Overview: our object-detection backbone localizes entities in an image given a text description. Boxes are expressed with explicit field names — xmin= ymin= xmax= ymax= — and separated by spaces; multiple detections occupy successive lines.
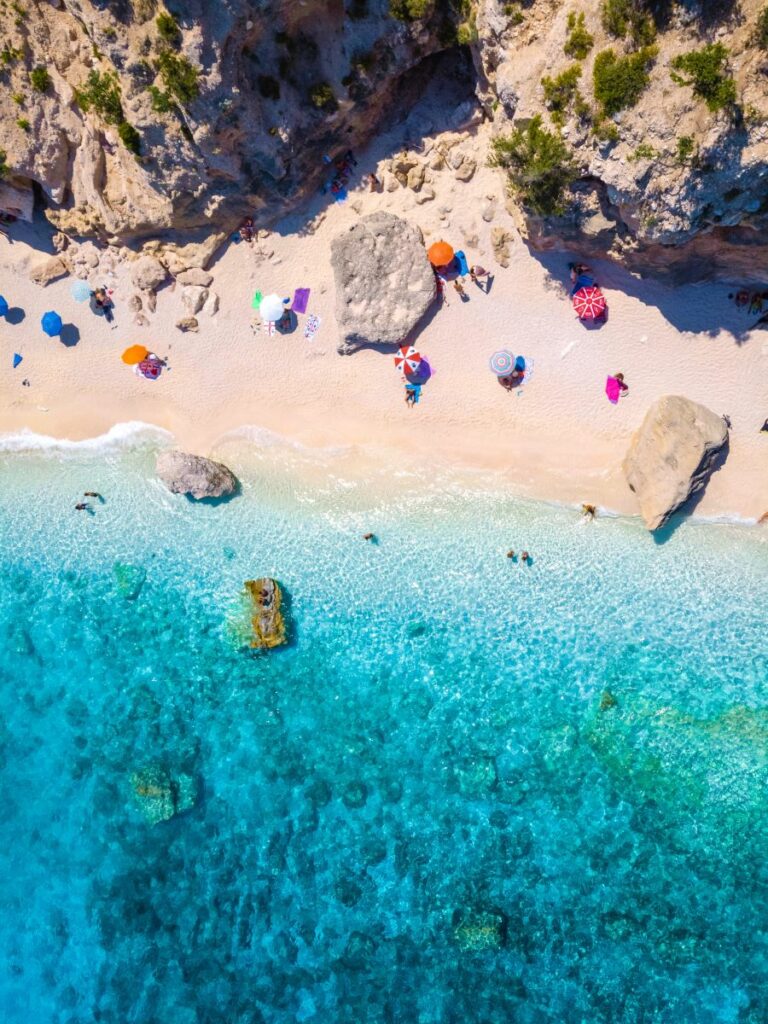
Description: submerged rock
xmin=156 ymin=450 xmax=238 ymax=500
xmin=330 ymin=211 xmax=435 ymax=355
xmin=130 ymin=765 xmax=196 ymax=824
xmin=243 ymin=577 xmax=287 ymax=650
xmin=453 ymin=909 xmax=507 ymax=952
xmin=623 ymin=396 xmax=728 ymax=531
xmin=113 ymin=562 xmax=146 ymax=601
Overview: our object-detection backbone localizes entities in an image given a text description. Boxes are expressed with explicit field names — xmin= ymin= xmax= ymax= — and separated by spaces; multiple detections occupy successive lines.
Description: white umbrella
xmin=259 ymin=293 xmax=286 ymax=322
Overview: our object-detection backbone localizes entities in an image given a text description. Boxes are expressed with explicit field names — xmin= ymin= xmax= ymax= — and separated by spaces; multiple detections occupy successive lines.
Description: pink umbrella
xmin=394 ymin=345 xmax=422 ymax=375
xmin=573 ymin=286 xmax=606 ymax=320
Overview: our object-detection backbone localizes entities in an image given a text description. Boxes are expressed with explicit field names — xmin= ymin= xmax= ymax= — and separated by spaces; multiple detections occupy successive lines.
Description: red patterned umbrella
xmin=394 ymin=345 xmax=422 ymax=375
xmin=573 ymin=285 xmax=606 ymax=319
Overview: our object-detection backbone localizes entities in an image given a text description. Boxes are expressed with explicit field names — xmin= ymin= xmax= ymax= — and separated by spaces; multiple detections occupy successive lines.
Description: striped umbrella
xmin=489 ymin=350 xmax=515 ymax=376
xmin=394 ymin=345 xmax=422 ymax=375
xmin=573 ymin=285 xmax=606 ymax=320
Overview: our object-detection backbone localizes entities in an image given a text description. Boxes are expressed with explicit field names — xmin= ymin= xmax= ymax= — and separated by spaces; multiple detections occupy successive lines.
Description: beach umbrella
xmin=259 ymin=293 xmax=286 ymax=322
xmin=122 ymin=344 xmax=150 ymax=365
xmin=394 ymin=345 xmax=422 ymax=375
xmin=489 ymin=350 xmax=515 ymax=376
xmin=71 ymin=280 xmax=92 ymax=303
xmin=12 ymin=353 xmax=22 ymax=368
xmin=573 ymin=286 xmax=606 ymax=320
xmin=41 ymin=311 xmax=63 ymax=337
xmin=427 ymin=241 xmax=454 ymax=267
xmin=0 ymin=295 xmax=8 ymax=316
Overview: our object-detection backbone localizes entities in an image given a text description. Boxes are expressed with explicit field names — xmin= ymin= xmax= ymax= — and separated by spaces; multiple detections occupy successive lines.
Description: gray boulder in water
xmin=156 ymin=450 xmax=238 ymax=500
xmin=330 ymin=211 xmax=436 ymax=355
xmin=623 ymin=395 xmax=728 ymax=530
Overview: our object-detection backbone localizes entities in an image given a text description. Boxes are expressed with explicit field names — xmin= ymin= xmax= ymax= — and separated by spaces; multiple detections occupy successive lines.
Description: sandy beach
xmin=2 ymin=116 xmax=767 ymax=522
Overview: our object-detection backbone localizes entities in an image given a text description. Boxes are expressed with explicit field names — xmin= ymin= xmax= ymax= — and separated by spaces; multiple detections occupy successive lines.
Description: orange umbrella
xmin=122 ymin=344 xmax=150 ymax=365
xmin=427 ymin=241 xmax=454 ymax=267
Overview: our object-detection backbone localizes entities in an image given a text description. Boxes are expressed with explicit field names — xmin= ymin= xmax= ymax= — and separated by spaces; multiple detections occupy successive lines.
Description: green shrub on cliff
xmin=118 ymin=120 xmax=142 ymax=155
xmin=0 ymin=149 xmax=7 ymax=178
xmin=389 ymin=0 xmax=433 ymax=20
xmin=155 ymin=49 xmax=199 ymax=104
xmin=601 ymin=0 xmax=656 ymax=46
xmin=541 ymin=64 xmax=582 ymax=125
xmin=156 ymin=11 xmax=181 ymax=45
xmin=593 ymin=46 xmax=657 ymax=116
xmin=75 ymin=70 xmax=123 ymax=123
xmin=491 ymin=114 xmax=577 ymax=216
xmin=308 ymin=81 xmax=338 ymax=111
xmin=564 ymin=12 xmax=593 ymax=59
xmin=30 ymin=66 xmax=50 ymax=92
xmin=757 ymin=6 xmax=768 ymax=49
xmin=671 ymin=43 xmax=736 ymax=112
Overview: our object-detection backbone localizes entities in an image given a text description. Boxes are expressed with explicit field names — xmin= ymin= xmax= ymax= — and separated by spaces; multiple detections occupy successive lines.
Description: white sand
xmin=1 ymin=118 xmax=767 ymax=522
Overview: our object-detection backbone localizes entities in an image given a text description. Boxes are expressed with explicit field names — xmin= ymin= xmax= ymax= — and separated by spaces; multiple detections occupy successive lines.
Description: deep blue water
xmin=1 ymin=432 xmax=768 ymax=1024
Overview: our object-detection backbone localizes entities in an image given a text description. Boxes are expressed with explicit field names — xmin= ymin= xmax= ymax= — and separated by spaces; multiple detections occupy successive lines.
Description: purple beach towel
xmin=292 ymin=288 xmax=310 ymax=314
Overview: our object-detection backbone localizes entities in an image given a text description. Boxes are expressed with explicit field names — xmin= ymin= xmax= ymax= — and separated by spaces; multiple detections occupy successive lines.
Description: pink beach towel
xmin=605 ymin=376 xmax=627 ymax=404
xmin=292 ymin=288 xmax=310 ymax=314
xmin=304 ymin=314 xmax=321 ymax=340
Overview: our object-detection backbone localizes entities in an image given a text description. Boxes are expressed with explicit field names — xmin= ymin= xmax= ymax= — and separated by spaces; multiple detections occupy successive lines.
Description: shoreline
xmin=1 ymin=418 xmax=765 ymax=531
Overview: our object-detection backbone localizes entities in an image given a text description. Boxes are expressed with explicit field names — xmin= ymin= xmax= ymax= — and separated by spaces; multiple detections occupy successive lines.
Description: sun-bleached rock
xmin=130 ymin=255 xmax=166 ymax=292
xmin=156 ymin=450 xmax=238 ymax=500
xmin=330 ymin=211 xmax=436 ymax=355
xmin=176 ymin=268 xmax=214 ymax=288
xmin=181 ymin=285 xmax=208 ymax=315
xmin=29 ymin=255 xmax=69 ymax=286
xmin=623 ymin=396 xmax=728 ymax=531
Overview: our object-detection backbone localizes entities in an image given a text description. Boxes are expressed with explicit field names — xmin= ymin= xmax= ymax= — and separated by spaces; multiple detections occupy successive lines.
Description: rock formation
xmin=156 ymin=450 xmax=238 ymax=499
xmin=623 ymin=395 xmax=728 ymax=530
xmin=330 ymin=211 xmax=436 ymax=354
xmin=243 ymin=578 xmax=287 ymax=650
xmin=131 ymin=765 xmax=196 ymax=824
xmin=452 ymin=909 xmax=507 ymax=952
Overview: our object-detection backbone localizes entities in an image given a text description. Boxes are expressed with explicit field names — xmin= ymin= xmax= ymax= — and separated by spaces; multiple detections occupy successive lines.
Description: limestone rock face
xmin=330 ymin=212 xmax=436 ymax=355
xmin=130 ymin=256 xmax=167 ymax=292
xmin=623 ymin=396 xmax=728 ymax=530
xmin=156 ymin=451 xmax=238 ymax=500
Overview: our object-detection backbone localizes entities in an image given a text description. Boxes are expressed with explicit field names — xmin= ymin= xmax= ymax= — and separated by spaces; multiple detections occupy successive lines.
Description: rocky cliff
xmin=2 ymin=0 xmax=768 ymax=281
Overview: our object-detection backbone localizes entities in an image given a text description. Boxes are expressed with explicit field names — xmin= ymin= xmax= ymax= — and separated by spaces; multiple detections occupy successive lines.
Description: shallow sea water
xmin=1 ymin=430 xmax=768 ymax=1024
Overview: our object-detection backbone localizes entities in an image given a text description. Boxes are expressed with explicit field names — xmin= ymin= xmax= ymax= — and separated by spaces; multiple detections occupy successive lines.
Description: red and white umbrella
xmin=394 ymin=345 xmax=422 ymax=375
xmin=573 ymin=285 xmax=606 ymax=320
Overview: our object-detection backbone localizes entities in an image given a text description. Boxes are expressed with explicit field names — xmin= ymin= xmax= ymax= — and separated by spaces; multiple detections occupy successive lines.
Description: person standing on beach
xmin=453 ymin=278 xmax=467 ymax=299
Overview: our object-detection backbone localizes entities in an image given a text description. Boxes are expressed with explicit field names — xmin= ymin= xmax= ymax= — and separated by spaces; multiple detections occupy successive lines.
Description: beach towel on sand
xmin=304 ymin=314 xmax=321 ymax=340
xmin=605 ymin=376 xmax=621 ymax=404
xmin=292 ymin=288 xmax=310 ymax=314
xmin=252 ymin=290 xmax=263 ymax=310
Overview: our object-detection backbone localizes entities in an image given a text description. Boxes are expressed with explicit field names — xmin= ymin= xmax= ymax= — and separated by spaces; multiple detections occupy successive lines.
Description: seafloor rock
xmin=130 ymin=255 xmax=167 ymax=292
xmin=113 ymin=562 xmax=146 ymax=601
xmin=452 ymin=909 xmax=507 ymax=952
xmin=623 ymin=396 xmax=728 ymax=531
xmin=243 ymin=577 xmax=287 ymax=650
xmin=131 ymin=765 xmax=196 ymax=824
xmin=156 ymin=450 xmax=238 ymax=500
xmin=330 ymin=211 xmax=436 ymax=355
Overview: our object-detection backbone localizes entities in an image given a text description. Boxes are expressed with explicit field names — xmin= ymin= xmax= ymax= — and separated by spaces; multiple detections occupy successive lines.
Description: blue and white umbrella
xmin=489 ymin=350 xmax=515 ymax=376
xmin=71 ymin=280 xmax=92 ymax=303
xmin=41 ymin=310 xmax=63 ymax=337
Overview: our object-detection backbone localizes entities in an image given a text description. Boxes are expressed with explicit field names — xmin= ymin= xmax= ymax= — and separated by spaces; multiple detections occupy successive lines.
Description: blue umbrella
xmin=12 ymin=353 xmax=22 ymax=368
xmin=41 ymin=311 xmax=63 ymax=337
xmin=489 ymin=350 xmax=515 ymax=376
xmin=70 ymin=280 xmax=92 ymax=303
xmin=0 ymin=295 xmax=8 ymax=317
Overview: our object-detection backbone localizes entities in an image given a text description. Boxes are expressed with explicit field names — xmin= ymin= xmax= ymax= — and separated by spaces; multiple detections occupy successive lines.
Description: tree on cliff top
xmin=491 ymin=115 xmax=578 ymax=217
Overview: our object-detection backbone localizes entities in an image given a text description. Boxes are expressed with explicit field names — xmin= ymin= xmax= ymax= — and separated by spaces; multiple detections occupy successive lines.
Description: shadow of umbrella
xmin=59 ymin=324 xmax=81 ymax=347
xmin=406 ymin=356 xmax=433 ymax=385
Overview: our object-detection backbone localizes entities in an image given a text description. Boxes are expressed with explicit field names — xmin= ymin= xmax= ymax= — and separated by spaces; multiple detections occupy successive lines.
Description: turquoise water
xmin=1 ymin=429 xmax=768 ymax=1024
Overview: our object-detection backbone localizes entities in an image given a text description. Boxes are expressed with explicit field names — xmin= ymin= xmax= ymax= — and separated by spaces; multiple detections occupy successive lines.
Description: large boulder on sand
xmin=623 ymin=395 xmax=728 ymax=530
xmin=156 ymin=450 xmax=238 ymax=499
xmin=130 ymin=255 xmax=167 ymax=292
xmin=330 ymin=211 xmax=436 ymax=355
